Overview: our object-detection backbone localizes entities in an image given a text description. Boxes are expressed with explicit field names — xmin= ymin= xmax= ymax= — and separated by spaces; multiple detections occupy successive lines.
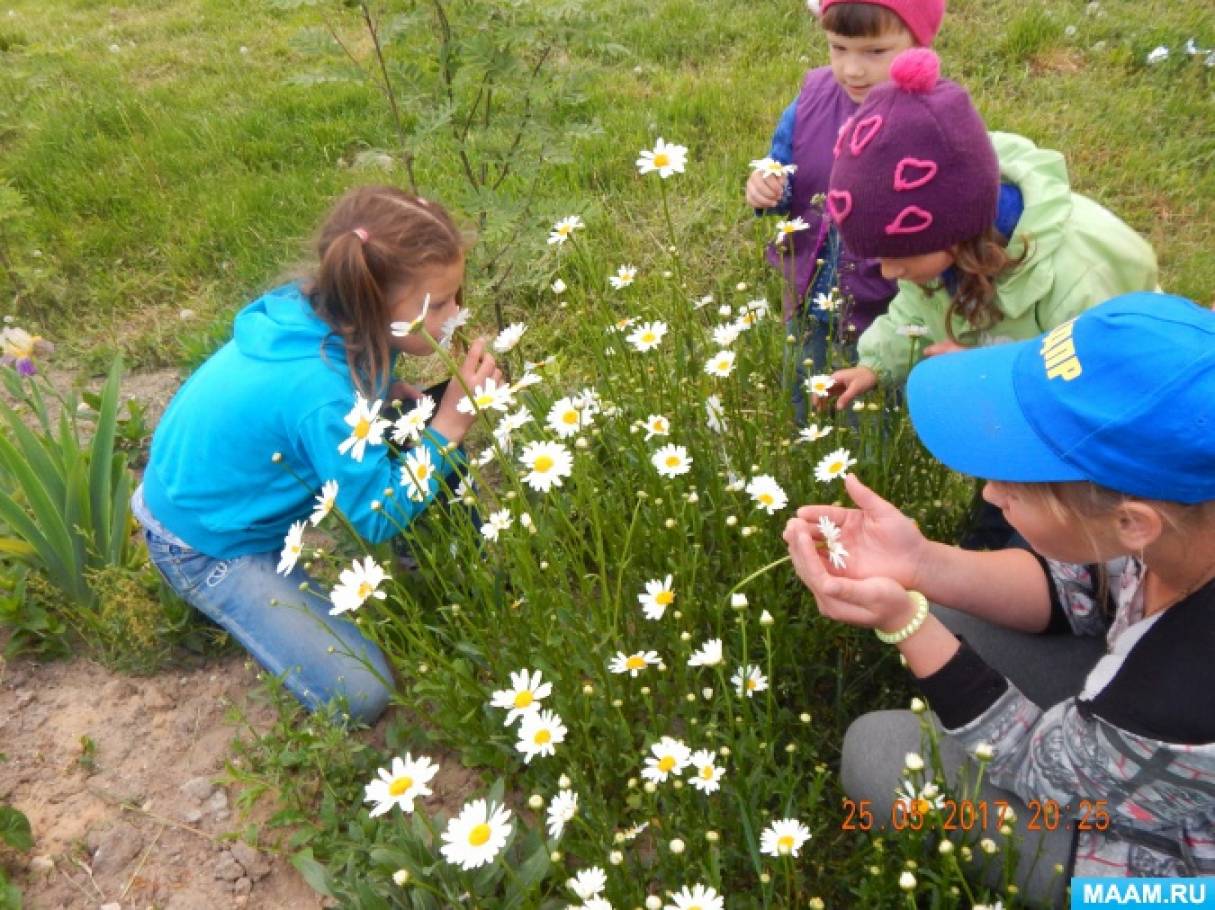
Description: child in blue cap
xmin=784 ymin=292 xmax=1215 ymax=899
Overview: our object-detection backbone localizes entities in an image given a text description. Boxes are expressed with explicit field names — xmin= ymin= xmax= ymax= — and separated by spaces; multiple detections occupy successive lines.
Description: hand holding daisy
xmin=432 ymin=338 xmax=503 ymax=444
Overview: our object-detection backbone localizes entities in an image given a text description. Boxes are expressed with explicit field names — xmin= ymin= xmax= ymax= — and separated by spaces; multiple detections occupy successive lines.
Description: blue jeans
xmin=140 ymin=523 xmax=394 ymax=724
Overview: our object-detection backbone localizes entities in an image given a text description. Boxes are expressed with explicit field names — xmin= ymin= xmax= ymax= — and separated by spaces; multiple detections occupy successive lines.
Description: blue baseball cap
xmin=907 ymin=292 xmax=1215 ymax=504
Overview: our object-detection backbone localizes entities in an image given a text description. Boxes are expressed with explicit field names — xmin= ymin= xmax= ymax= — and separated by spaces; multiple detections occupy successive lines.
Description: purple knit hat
xmin=827 ymin=48 xmax=999 ymax=259
xmin=819 ymin=0 xmax=946 ymax=47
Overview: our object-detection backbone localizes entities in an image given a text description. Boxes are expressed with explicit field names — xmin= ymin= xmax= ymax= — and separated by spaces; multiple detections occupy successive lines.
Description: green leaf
xmin=290 ymin=848 xmax=334 ymax=898
xmin=0 ymin=806 xmax=33 ymax=852
xmin=88 ymin=360 xmax=123 ymax=561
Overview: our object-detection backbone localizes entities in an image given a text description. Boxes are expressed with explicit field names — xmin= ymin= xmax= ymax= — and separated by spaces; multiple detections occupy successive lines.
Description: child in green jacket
xmin=822 ymin=49 xmax=1158 ymax=409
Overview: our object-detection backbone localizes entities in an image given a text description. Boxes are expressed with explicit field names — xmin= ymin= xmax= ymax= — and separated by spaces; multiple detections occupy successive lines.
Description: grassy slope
xmin=0 ymin=0 xmax=1211 ymax=371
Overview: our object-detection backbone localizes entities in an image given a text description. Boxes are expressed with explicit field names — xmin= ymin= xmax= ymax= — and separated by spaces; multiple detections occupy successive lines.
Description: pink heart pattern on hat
xmin=885 ymin=205 xmax=934 ymax=235
xmin=893 ymin=157 xmax=939 ymax=191
xmin=849 ymin=115 xmax=884 ymax=156
xmin=826 ymin=190 xmax=853 ymax=222
xmin=833 ymin=117 xmax=854 ymax=160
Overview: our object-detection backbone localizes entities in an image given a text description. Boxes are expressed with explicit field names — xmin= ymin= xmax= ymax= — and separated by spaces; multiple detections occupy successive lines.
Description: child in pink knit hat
xmin=745 ymin=0 xmax=946 ymax=423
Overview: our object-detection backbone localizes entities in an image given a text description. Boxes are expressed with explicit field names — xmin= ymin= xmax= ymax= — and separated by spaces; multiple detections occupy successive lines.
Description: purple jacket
xmin=764 ymin=67 xmax=896 ymax=330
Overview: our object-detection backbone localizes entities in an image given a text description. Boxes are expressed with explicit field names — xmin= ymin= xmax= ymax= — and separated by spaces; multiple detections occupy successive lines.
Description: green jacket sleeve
xmin=857 ymin=283 xmax=937 ymax=385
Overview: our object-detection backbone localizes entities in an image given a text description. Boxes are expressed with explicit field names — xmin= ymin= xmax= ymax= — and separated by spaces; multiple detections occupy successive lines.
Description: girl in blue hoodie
xmin=133 ymin=186 xmax=499 ymax=723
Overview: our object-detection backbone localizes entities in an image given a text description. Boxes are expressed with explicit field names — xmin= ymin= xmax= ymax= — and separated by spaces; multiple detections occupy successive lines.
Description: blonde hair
xmin=306 ymin=186 xmax=466 ymax=397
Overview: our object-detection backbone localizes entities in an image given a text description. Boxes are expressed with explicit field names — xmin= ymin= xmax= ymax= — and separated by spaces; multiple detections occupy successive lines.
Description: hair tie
xmin=352 ymin=227 xmax=369 ymax=243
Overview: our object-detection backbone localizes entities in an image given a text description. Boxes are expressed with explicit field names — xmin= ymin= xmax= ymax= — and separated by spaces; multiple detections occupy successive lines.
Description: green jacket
xmin=857 ymin=131 xmax=1159 ymax=384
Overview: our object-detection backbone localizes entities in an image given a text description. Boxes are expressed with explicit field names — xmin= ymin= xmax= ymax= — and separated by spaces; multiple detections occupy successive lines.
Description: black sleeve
xmin=915 ymin=638 xmax=1010 ymax=730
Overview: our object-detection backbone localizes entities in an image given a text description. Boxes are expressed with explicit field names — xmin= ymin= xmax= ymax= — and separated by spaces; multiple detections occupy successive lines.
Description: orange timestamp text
xmin=840 ymin=798 xmax=1112 ymax=833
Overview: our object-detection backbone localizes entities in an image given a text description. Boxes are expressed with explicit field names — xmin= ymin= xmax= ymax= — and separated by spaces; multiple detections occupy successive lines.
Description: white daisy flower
xmin=338 ymin=393 xmax=390 ymax=462
xmin=705 ymin=394 xmax=727 ymax=433
xmin=746 ymin=474 xmax=788 ymax=514
xmin=732 ymin=664 xmax=768 ymax=698
xmin=516 ymin=709 xmax=566 ymax=764
xmin=759 ymin=818 xmax=812 ymax=858
xmin=546 ymin=789 xmax=578 ymax=840
xmin=551 ymin=278 xmax=567 ymax=294
xmin=643 ymin=413 xmax=670 ymax=440
xmin=456 ymin=376 xmax=515 ymax=415
xmin=827 ymin=538 xmax=850 ymax=570
xmin=704 ymin=350 xmax=736 ymax=378
xmin=895 ymin=323 xmax=929 ymax=338
xmin=688 ymin=749 xmax=725 ymax=794
xmin=490 ymin=668 xmax=552 ymax=726
xmin=626 ymin=321 xmax=668 ymax=352
xmin=437 ymin=308 xmax=471 ymax=350
xmin=310 ymin=479 xmax=339 ymax=526
xmin=818 ymin=515 xmax=842 ymax=542
xmin=440 ymin=799 xmax=512 ymax=870
xmin=480 ymin=508 xmax=513 ymax=542
xmin=389 ymin=294 xmax=431 ymax=337
xmin=580 ymin=897 xmax=613 ymax=910
xmin=400 ymin=446 xmax=437 ymax=502
xmin=1146 ymin=45 xmax=1169 ymax=64
xmin=608 ymin=650 xmax=660 ymax=677
xmin=636 ymin=137 xmax=688 ymax=178
xmin=641 ymin=736 xmax=691 ymax=784
xmin=619 ymin=821 xmax=649 ymax=841
xmin=568 ymin=866 xmax=607 ymax=901
xmin=547 ymin=396 xmax=593 ymax=438
xmin=276 ymin=520 xmax=306 ymax=575
xmin=548 ymin=215 xmax=585 ymax=246
xmin=475 ymin=447 xmax=497 ymax=467
xmin=391 ymin=394 xmax=436 ymax=445
xmin=652 ymin=444 xmax=692 ymax=478
xmin=774 ymin=217 xmax=810 ymax=245
xmin=493 ymin=405 xmax=533 ymax=452
xmin=329 ymin=555 xmax=389 ymax=616
xmin=687 ymin=637 xmax=723 ymax=668
xmin=608 ymin=265 xmax=638 ymax=289
xmin=363 ymin=753 xmax=439 ymax=817
xmin=513 ymin=371 xmax=544 ymax=391
xmin=796 ymin=423 xmax=833 ymax=444
xmin=806 ymin=374 xmax=835 ymax=398
xmin=608 ymin=316 xmax=637 ymax=335
xmin=712 ymin=322 xmax=741 ymax=347
xmin=692 ymin=294 xmax=714 ymax=310
xmin=638 ymin=574 xmax=676 ymax=621
xmin=814 ymin=447 xmax=856 ymax=483
xmin=520 ymin=440 xmax=574 ymax=492
xmin=894 ymin=780 xmax=946 ymax=818
xmin=665 ymin=883 xmax=724 ymax=910
xmin=746 ymin=297 xmax=771 ymax=317
xmin=493 ymin=322 xmax=528 ymax=353
xmin=813 ymin=289 xmax=841 ymax=313
xmin=749 ymin=156 xmax=797 ymax=178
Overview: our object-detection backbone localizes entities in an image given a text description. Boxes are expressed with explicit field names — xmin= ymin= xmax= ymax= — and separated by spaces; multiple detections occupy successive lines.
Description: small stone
xmin=100 ymin=904 xmax=122 ymax=910
xmin=182 ymin=808 xmax=203 ymax=824
xmin=14 ymin=691 xmax=33 ymax=708
xmin=204 ymin=789 xmax=228 ymax=814
xmin=229 ymin=842 xmax=270 ymax=882
xmin=180 ymin=776 xmax=214 ymax=803
xmin=29 ymin=855 xmax=54 ymax=874
xmin=92 ymin=821 xmax=145 ymax=876
xmin=233 ymin=876 xmax=253 ymax=896
xmin=141 ymin=684 xmax=173 ymax=711
xmin=214 ymin=852 xmax=244 ymax=882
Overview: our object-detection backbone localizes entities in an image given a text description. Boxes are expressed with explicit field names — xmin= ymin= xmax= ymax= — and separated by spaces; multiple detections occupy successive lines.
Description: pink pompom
xmin=889 ymin=48 xmax=940 ymax=94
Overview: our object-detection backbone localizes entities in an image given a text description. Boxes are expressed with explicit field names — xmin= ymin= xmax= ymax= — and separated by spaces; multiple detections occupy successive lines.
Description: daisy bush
xmin=243 ymin=140 xmax=991 ymax=908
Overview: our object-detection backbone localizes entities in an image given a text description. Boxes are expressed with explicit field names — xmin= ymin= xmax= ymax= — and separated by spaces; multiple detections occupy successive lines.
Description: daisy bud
xmin=904 ymin=752 xmax=925 ymax=772
xmin=505 ymin=490 xmax=517 ymax=500
xmin=1000 ymin=824 xmax=1014 ymax=837
xmin=980 ymin=838 xmax=998 ymax=855
xmin=418 ymin=663 xmax=429 ymax=674
xmin=297 ymin=583 xmax=308 ymax=592
xmin=910 ymin=697 xmax=927 ymax=714
xmin=735 ymin=282 xmax=748 ymax=291
xmin=636 ymin=490 xmax=648 ymax=499
xmin=550 ymin=850 xmax=562 ymax=863
xmin=314 ymin=548 xmax=325 ymax=556
xmin=718 ymin=746 xmax=731 ymax=757
xmin=326 ymin=645 xmax=334 ymax=654
xmin=664 ymin=518 xmax=676 ymax=529
xmin=961 ymin=846 xmax=973 ymax=862
xmin=582 ymin=683 xmax=594 ymax=695
xmin=809 ymin=899 xmax=826 ymax=910
xmin=785 ymin=742 xmax=796 ymax=753
xmin=1008 ymin=885 xmax=1020 ymax=896
xmin=974 ymin=742 xmax=995 ymax=761
xmin=801 ymin=358 xmax=814 ymax=368
xmin=686 ymin=491 xmax=699 ymax=503
xmin=371 ymin=500 xmax=382 ymax=511
xmin=640 ymin=686 xmax=651 ymax=695
xmin=868 ymin=866 xmax=881 ymax=876
xmin=558 ymin=774 xmax=571 ymax=789
xmin=615 ymin=832 xmax=626 ymax=844
xmin=702 ymin=687 xmax=713 ymax=699
xmin=392 ymin=868 xmax=410 ymax=886
xmin=679 ymin=631 xmax=691 ymax=641
xmin=270 ymin=451 xmax=283 ymax=463
xmin=759 ymin=872 xmax=771 ymax=884
xmin=938 ymin=840 xmax=954 ymax=856
xmin=662 ymin=270 xmax=673 ymax=278
xmin=575 ymin=437 xmax=589 ymax=449
xmin=653 ymin=497 xmax=664 ymax=506
xmin=646 ymin=898 xmax=663 ymax=910
xmin=725 ymin=515 xmax=738 ymax=527
xmin=759 ymin=609 xmax=774 ymax=626
xmin=643 ymin=781 xmax=657 ymax=794
xmin=731 ymin=593 xmax=748 ymax=609
xmin=1003 ymin=807 xmax=1017 ymax=824
xmin=612 ymin=698 xmax=623 ymax=707
xmin=528 ymin=794 xmax=544 ymax=810
xmin=383 ymin=486 xmax=394 ymax=497
xmin=558 ymin=301 xmax=568 ymax=309
xmin=899 ymin=872 xmax=917 ymax=891
xmin=799 ymin=712 xmax=812 ymax=723
xmin=685 ymin=693 xmax=696 ymax=702
xmin=668 ymin=838 xmax=685 ymax=854
xmin=672 ymin=779 xmax=684 ymax=789
xmin=1054 ymin=863 xmax=1065 ymax=875
xmin=741 ymin=526 xmax=755 ymax=537
xmin=551 ymin=278 xmax=566 ymax=294
xmin=541 ymin=561 xmax=550 ymax=570
xmin=718 ymin=304 xmax=732 ymax=317
xmin=609 ymin=850 xmax=623 ymax=865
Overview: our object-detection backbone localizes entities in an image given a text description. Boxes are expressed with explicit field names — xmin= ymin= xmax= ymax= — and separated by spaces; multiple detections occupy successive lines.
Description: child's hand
xmin=824 ymin=365 xmax=877 ymax=410
xmin=430 ymin=338 xmax=501 ymax=445
xmin=389 ymin=380 xmax=424 ymax=403
xmin=745 ymin=170 xmax=787 ymax=209
xmin=923 ymin=339 xmax=966 ymax=357
xmin=784 ymin=513 xmax=918 ymax=633
xmin=785 ymin=474 xmax=929 ymax=592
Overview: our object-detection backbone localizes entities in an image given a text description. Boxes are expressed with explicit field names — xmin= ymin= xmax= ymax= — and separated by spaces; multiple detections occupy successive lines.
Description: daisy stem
xmin=727 ymin=554 xmax=792 ymax=599
xmin=658 ymin=178 xmax=683 ymax=288
xmin=784 ymin=857 xmax=796 ymax=905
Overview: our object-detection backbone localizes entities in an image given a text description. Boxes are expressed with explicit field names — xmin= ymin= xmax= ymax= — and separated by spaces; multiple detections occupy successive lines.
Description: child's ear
xmin=1113 ymin=501 xmax=1164 ymax=552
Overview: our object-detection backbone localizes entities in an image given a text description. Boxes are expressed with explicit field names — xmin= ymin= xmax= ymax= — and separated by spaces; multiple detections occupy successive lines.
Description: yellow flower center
xmin=562 ymin=411 xmax=578 ymax=424
xmin=746 ymin=678 xmax=758 ymax=690
xmin=534 ymin=729 xmax=552 ymax=745
xmin=642 ymin=332 xmax=656 ymax=344
xmin=653 ymin=152 xmax=670 ymax=167
xmin=416 ymin=465 xmax=431 ymax=480
xmin=534 ymin=455 xmax=554 ymax=473
xmin=388 ymin=776 xmax=413 ymax=797
xmin=656 ymin=591 xmax=674 ymax=606
xmin=778 ymin=834 xmax=795 ymax=854
xmin=625 ymin=655 xmax=647 ymax=670
xmin=759 ymin=493 xmax=774 ymax=505
xmin=468 ymin=823 xmax=492 ymax=846
xmin=828 ymin=460 xmax=844 ymax=474
xmin=658 ymin=755 xmax=676 ymax=772
xmin=665 ymin=456 xmax=681 ymax=468
xmin=513 ymin=691 xmax=533 ymax=709
xmin=357 ymin=581 xmax=373 ymax=599
xmin=700 ymin=765 xmax=715 ymax=780
xmin=558 ymin=225 xmax=571 ymax=236
xmin=914 ymin=798 xmax=931 ymax=815
xmin=354 ymin=418 xmax=370 ymax=439
xmin=475 ymin=393 xmax=494 ymax=407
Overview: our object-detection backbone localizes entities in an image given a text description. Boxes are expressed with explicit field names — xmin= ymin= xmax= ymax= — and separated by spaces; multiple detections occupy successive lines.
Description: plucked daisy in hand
xmin=705 ymin=394 xmax=727 ymax=433
xmin=688 ymin=749 xmax=725 ymax=794
xmin=806 ymin=374 xmax=835 ymax=398
xmin=746 ymin=474 xmax=788 ymax=514
xmin=493 ymin=322 xmax=528 ymax=353
xmin=568 ymin=867 xmax=608 ymax=901
xmin=310 ymin=480 xmax=339 ymax=526
xmin=520 ymin=440 xmax=574 ymax=493
xmin=687 ymin=637 xmax=723 ymax=668
xmin=548 ymin=215 xmax=584 ymax=246
xmin=609 ymin=264 xmax=638 ymax=289
xmin=732 ymin=664 xmax=769 ymax=698
xmin=796 ymin=423 xmax=833 ymax=444
xmin=338 ymin=393 xmax=390 ymax=462
xmin=665 ymin=883 xmax=724 ymax=910
xmin=759 ymin=818 xmax=812 ymax=858
xmin=547 ymin=396 xmax=593 ymax=439
xmin=363 ymin=753 xmax=439 ymax=817
xmin=814 ymin=447 xmax=856 ymax=484
xmin=643 ymin=413 xmax=670 ymax=440
xmin=626 ymin=320 xmax=668 ymax=352
xmin=440 ymin=799 xmax=512 ymax=870
xmin=652 ymin=444 xmax=692 ymax=478
xmin=400 ymin=446 xmax=437 ymax=502
xmin=480 ymin=509 xmax=513 ymax=542
xmin=490 ymin=668 xmax=552 ymax=726
xmin=456 ymin=376 xmax=514 ymax=415
xmin=641 ymin=736 xmax=691 ymax=784
xmin=608 ymin=650 xmax=660 ymax=677
xmin=774 ymin=217 xmax=810 ymax=245
xmin=329 ymin=555 xmax=389 ymax=616
xmin=638 ymin=574 xmax=676 ymax=620
xmin=276 ymin=520 xmax=306 ymax=576
xmin=546 ymin=789 xmax=578 ymax=840
xmin=516 ymin=709 xmax=566 ymax=764
xmin=818 ymin=516 xmax=849 ymax=569
xmin=749 ymin=156 xmax=797 ymax=178
xmin=704 ymin=350 xmax=737 ymax=378
xmin=391 ymin=394 xmax=436 ymax=445
xmin=636 ymin=137 xmax=688 ymax=178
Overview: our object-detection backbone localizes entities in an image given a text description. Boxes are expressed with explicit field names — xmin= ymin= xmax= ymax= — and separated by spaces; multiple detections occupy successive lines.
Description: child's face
xmin=825 ymin=27 xmax=916 ymax=105
xmin=388 ymin=257 xmax=466 ymax=356
xmin=981 ymin=481 xmax=1119 ymax=563
xmin=878 ymin=251 xmax=954 ymax=284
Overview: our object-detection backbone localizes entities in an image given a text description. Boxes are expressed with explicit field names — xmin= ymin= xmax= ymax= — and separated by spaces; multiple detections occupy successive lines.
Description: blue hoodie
xmin=142 ymin=284 xmax=460 ymax=558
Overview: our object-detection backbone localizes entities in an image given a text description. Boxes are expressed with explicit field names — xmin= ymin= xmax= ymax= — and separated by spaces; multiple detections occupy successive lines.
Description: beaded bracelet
xmin=874 ymin=591 xmax=930 ymax=644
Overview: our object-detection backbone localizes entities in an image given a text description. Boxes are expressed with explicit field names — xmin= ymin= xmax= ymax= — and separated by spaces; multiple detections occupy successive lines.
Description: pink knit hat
xmin=819 ymin=0 xmax=947 ymax=47
xmin=827 ymin=48 xmax=1000 ymax=259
